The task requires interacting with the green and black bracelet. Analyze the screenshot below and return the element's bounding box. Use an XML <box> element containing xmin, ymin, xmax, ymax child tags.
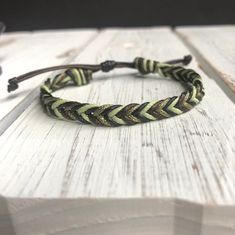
<box><xmin>7</xmin><ymin>55</ymin><xmax>205</xmax><ymax>127</ymax></box>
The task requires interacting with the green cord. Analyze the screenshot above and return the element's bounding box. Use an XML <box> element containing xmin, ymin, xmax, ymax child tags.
<box><xmin>39</xmin><ymin>57</ymin><xmax>205</xmax><ymax>127</ymax></box>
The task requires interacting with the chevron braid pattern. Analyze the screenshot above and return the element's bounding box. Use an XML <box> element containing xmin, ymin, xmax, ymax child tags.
<box><xmin>40</xmin><ymin>57</ymin><xmax>205</xmax><ymax>127</ymax></box>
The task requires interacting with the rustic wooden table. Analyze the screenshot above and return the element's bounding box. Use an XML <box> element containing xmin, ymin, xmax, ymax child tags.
<box><xmin>0</xmin><ymin>26</ymin><xmax>234</xmax><ymax>235</ymax></box>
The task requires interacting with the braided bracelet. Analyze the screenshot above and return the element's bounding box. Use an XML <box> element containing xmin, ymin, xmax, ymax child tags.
<box><xmin>7</xmin><ymin>55</ymin><xmax>205</xmax><ymax>127</ymax></box>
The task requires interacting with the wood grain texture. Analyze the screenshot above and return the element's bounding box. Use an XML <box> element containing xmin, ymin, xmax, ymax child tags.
<box><xmin>0</xmin><ymin>29</ymin><xmax>98</xmax><ymax>135</ymax></box>
<box><xmin>176</xmin><ymin>25</ymin><xmax>235</xmax><ymax>93</ymax></box>
<box><xmin>0</xmin><ymin>27</ymin><xmax>234</xmax><ymax>235</ymax></box>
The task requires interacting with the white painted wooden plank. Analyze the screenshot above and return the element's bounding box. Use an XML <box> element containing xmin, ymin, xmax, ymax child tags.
<box><xmin>0</xmin><ymin>27</ymin><xmax>234</xmax><ymax>202</ymax></box>
<box><xmin>0</xmin><ymin>27</ymin><xmax>234</xmax><ymax>234</ymax></box>
<box><xmin>0</xmin><ymin>29</ymin><xmax>98</xmax><ymax>135</ymax></box>
<box><xmin>0</xmin><ymin>32</ymin><xmax>30</xmax><ymax>72</ymax></box>
<box><xmin>176</xmin><ymin>25</ymin><xmax>235</xmax><ymax>93</ymax></box>
<box><xmin>0</xmin><ymin>32</ymin><xmax>29</xmax><ymax>52</ymax></box>
<box><xmin>0</xmin><ymin>198</ymin><xmax>234</xmax><ymax>235</ymax></box>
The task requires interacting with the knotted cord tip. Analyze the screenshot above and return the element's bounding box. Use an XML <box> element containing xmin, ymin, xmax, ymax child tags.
<box><xmin>183</xmin><ymin>55</ymin><xmax>192</xmax><ymax>65</ymax></box>
<box><xmin>7</xmin><ymin>77</ymin><xmax>19</xmax><ymax>93</ymax></box>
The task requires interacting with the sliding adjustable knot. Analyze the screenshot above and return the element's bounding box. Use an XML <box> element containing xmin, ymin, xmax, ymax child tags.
<box><xmin>134</xmin><ymin>57</ymin><xmax>159</xmax><ymax>75</ymax></box>
<box><xmin>100</xmin><ymin>60</ymin><xmax>117</xmax><ymax>72</ymax></box>
<box><xmin>41</xmin><ymin>68</ymin><xmax>93</xmax><ymax>93</ymax></box>
<box><xmin>65</xmin><ymin>68</ymin><xmax>93</xmax><ymax>87</ymax></box>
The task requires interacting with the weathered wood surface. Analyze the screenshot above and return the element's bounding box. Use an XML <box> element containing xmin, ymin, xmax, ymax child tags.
<box><xmin>0</xmin><ymin>29</ymin><xmax>98</xmax><ymax>135</ymax></box>
<box><xmin>176</xmin><ymin>25</ymin><xmax>235</xmax><ymax>94</ymax></box>
<box><xmin>0</xmin><ymin>27</ymin><xmax>234</xmax><ymax>235</ymax></box>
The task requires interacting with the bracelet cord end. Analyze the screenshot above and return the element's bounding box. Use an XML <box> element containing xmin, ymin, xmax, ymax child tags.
<box><xmin>7</xmin><ymin>77</ymin><xmax>19</xmax><ymax>93</ymax></box>
<box><xmin>183</xmin><ymin>55</ymin><xmax>192</xmax><ymax>65</ymax></box>
<box><xmin>164</xmin><ymin>54</ymin><xmax>192</xmax><ymax>66</ymax></box>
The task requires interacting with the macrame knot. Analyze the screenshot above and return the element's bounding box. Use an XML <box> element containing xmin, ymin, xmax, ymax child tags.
<box><xmin>65</xmin><ymin>68</ymin><xmax>93</xmax><ymax>87</ymax></box>
<box><xmin>41</xmin><ymin>68</ymin><xmax>93</xmax><ymax>93</ymax></box>
<box><xmin>100</xmin><ymin>60</ymin><xmax>116</xmax><ymax>72</ymax></box>
<box><xmin>134</xmin><ymin>57</ymin><xmax>159</xmax><ymax>75</ymax></box>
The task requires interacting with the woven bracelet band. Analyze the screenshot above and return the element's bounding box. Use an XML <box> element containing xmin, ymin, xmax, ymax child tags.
<box><xmin>7</xmin><ymin>55</ymin><xmax>205</xmax><ymax>127</ymax></box>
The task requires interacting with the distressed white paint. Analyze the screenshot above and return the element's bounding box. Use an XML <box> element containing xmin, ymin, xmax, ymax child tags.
<box><xmin>0</xmin><ymin>29</ymin><xmax>98</xmax><ymax>135</ymax></box>
<box><xmin>0</xmin><ymin>27</ymin><xmax>234</xmax><ymax>235</ymax></box>
<box><xmin>176</xmin><ymin>25</ymin><xmax>235</xmax><ymax>93</ymax></box>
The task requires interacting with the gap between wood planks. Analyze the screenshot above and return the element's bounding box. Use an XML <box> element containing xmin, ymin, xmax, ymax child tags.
<box><xmin>172</xmin><ymin>27</ymin><xmax>235</xmax><ymax>104</ymax></box>
<box><xmin>0</xmin><ymin>30</ymin><xmax>100</xmax><ymax>137</ymax></box>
